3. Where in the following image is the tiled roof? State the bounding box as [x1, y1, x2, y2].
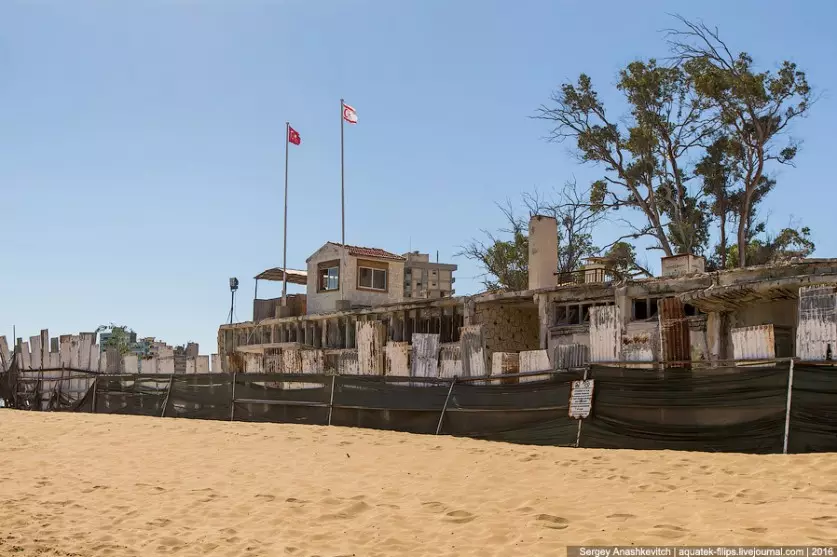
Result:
[328, 242, 406, 261]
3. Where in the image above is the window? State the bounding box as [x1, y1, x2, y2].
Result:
[632, 298, 660, 320]
[317, 261, 340, 292]
[358, 266, 387, 291]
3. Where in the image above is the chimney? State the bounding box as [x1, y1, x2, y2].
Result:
[660, 254, 706, 277]
[528, 215, 558, 291]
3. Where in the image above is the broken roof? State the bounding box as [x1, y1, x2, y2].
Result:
[326, 242, 406, 261]
[254, 268, 308, 285]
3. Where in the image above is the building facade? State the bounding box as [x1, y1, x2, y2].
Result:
[403, 252, 456, 299]
[305, 242, 406, 314]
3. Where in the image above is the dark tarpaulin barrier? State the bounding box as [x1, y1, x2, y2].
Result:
[232, 373, 331, 425]
[579, 364, 790, 453]
[164, 374, 232, 420]
[94, 375, 169, 416]
[788, 364, 837, 453]
[5, 362, 837, 454]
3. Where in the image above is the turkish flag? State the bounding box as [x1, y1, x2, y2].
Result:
[342, 103, 358, 124]
[288, 126, 301, 145]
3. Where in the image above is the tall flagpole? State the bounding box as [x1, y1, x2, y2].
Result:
[340, 99, 346, 300]
[282, 121, 289, 306]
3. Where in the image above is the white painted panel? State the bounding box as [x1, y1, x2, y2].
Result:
[732, 324, 776, 361]
[439, 343, 462, 379]
[338, 350, 359, 375]
[796, 286, 837, 360]
[211, 354, 223, 374]
[49, 352, 60, 369]
[123, 354, 139, 374]
[79, 334, 93, 371]
[459, 325, 487, 377]
[300, 350, 323, 373]
[385, 342, 410, 376]
[98, 351, 108, 373]
[60, 336, 72, 367]
[590, 305, 621, 362]
[185, 358, 196, 374]
[411, 333, 440, 378]
[356, 321, 385, 375]
[89, 345, 100, 373]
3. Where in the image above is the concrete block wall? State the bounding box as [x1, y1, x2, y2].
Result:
[472, 303, 540, 361]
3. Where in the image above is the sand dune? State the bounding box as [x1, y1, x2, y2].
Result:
[1, 411, 836, 556]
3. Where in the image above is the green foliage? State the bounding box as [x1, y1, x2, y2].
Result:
[725, 226, 815, 268]
[99, 324, 136, 356]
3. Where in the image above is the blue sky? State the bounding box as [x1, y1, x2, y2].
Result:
[2, 0, 835, 353]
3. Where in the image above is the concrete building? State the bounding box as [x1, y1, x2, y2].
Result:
[219, 215, 837, 375]
[402, 252, 457, 299]
[305, 242, 406, 314]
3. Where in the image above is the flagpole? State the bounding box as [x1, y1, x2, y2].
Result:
[282, 121, 289, 306]
[340, 98, 346, 301]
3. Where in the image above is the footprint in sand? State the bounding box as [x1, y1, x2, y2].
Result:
[536, 514, 570, 529]
[422, 501, 448, 513]
[255, 494, 276, 502]
[444, 510, 476, 524]
[746, 527, 768, 533]
[652, 524, 687, 539]
[607, 513, 636, 522]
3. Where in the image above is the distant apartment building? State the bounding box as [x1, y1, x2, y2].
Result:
[402, 251, 457, 299]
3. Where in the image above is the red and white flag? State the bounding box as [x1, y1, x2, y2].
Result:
[342, 102, 358, 124]
[288, 125, 301, 145]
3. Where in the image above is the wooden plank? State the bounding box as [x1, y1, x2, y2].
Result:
[185, 358, 196, 374]
[123, 354, 139, 374]
[356, 321, 385, 375]
[141, 356, 156, 374]
[0, 336, 10, 371]
[658, 298, 690, 365]
[69, 335, 80, 369]
[385, 342, 410, 376]
[89, 344, 100, 373]
[732, 324, 776, 362]
[60, 335, 72, 367]
[158, 357, 175, 375]
[411, 333, 440, 377]
[98, 351, 108, 373]
[29, 336, 42, 370]
[459, 325, 487, 377]
[49, 352, 60, 369]
[79, 333, 95, 371]
[554, 343, 589, 369]
[20, 341, 31, 370]
[40, 329, 49, 370]
[196, 355, 210, 373]
[438, 343, 462, 379]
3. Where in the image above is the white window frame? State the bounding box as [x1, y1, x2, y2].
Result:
[358, 266, 387, 291]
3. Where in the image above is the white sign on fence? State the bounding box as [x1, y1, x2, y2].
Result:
[569, 379, 594, 419]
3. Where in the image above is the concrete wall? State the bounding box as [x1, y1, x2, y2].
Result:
[306, 244, 405, 313]
[528, 215, 558, 290]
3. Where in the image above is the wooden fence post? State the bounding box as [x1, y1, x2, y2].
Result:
[783, 359, 795, 455]
[91, 376, 98, 414]
[160, 375, 175, 418]
[436, 377, 457, 435]
[327, 375, 336, 426]
[230, 372, 237, 421]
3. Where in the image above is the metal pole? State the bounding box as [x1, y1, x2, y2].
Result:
[327, 374, 336, 425]
[230, 372, 237, 421]
[340, 98, 345, 301]
[436, 376, 457, 435]
[783, 359, 795, 455]
[282, 121, 290, 306]
[91, 376, 98, 413]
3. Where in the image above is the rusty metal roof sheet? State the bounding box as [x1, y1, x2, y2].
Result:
[254, 268, 308, 284]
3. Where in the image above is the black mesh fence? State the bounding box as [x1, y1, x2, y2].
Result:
[2, 360, 837, 453]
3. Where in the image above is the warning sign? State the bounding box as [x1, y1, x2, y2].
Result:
[569, 379, 594, 419]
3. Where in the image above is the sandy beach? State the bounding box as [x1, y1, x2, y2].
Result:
[1, 411, 836, 556]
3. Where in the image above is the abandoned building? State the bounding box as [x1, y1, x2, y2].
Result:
[218, 216, 837, 376]
[403, 251, 457, 299]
